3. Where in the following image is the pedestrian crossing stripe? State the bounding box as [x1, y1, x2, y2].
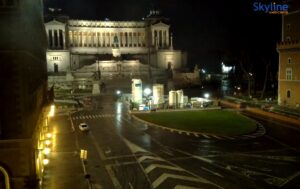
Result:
[72, 114, 115, 120]
[201, 134, 210, 139]
[212, 135, 223, 140]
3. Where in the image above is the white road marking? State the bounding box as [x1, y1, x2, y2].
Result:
[145, 164, 184, 174]
[138, 156, 164, 163]
[201, 167, 224, 178]
[160, 149, 174, 156]
[194, 133, 199, 137]
[202, 134, 210, 139]
[243, 135, 257, 138]
[174, 185, 202, 189]
[89, 132, 106, 160]
[105, 165, 122, 189]
[128, 182, 134, 189]
[212, 135, 223, 140]
[280, 171, 300, 187]
[152, 173, 217, 189]
[238, 153, 300, 162]
[266, 135, 300, 153]
[123, 138, 148, 154]
[192, 155, 214, 164]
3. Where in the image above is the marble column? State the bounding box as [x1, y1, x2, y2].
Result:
[118, 32, 121, 47]
[63, 31, 66, 49]
[133, 32, 135, 47]
[130, 32, 133, 47]
[80, 32, 83, 47]
[57, 30, 61, 48]
[120, 33, 123, 47]
[166, 30, 169, 47]
[163, 30, 166, 48]
[107, 33, 110, 47]
[125, 32, 128, 46]
[74, 32, 77, 46]
[91, 32, 94, 46]
[95, 32, 98, 47]
[51, 30, 55, 48]
[152, 30, 155, 46]
[159, 30, 162, 48]
[102, 33, 105, 47]
[90, 32, 93, 46]
[69, 31, 72, 47]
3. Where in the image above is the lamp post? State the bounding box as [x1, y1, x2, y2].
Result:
[144, 88, 152, 110]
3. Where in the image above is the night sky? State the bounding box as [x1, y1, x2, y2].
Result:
[44, 0, 282, 74]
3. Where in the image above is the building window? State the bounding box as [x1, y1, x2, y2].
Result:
[287, 90, 291, 98]
[286, 68, 292, 80]
[50, 56, 62, 61]
[288, 57, 291, 64]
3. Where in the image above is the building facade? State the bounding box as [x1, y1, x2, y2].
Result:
[0, 0, 49, 188]
[44, 11, 187, 75]
[277, 1, 300, 107]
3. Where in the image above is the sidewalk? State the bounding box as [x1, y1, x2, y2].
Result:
[220, 96, 300, 126]
[41, 115, 88, 189]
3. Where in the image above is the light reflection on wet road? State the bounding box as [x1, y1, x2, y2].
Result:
[71, 96, 300, 189]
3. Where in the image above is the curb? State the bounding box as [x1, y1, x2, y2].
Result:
[130, 113, 265, 141]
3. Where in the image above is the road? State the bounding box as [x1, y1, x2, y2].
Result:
[51, 94, 300, 189]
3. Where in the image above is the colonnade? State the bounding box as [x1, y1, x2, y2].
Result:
[152, 29, 169, 48]
[69, 31, 146, 48]
[46, 29, 66, 49]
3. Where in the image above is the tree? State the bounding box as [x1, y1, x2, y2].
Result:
[238, 53, 253, 98]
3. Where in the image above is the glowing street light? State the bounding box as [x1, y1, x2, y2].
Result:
[204, 93, 210, 99]
[116, 90, 121, 95]
[43, 148, 51, 155]
[44, 140, 51, 146]
[144, 88, 152, 96]
[46, 133, 52, 138]
[43, 159, 49, 165]
[49, 104, 55, 117]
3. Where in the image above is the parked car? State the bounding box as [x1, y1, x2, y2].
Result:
[78, 123, 89, 131]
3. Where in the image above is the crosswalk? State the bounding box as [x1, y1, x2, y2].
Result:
[123, 138, 223, 189]
[72, 114, 115, 120]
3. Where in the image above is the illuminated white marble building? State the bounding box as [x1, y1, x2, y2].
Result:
[44, 11, 187, 75]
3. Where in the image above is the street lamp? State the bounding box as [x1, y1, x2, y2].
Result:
[204, 93, 210, 99]
[144, 88, 152, 110]
[144, 88, 152, 96]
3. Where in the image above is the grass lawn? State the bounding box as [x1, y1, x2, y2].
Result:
[134, 110, 257, 136]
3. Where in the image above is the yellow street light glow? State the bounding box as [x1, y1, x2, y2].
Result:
[49, 104, 55, 117]
[44, 140, 51, 146]
[43, 148, 51, 155]
[43, 159, 49, 165]
[46, 133, 52, 138]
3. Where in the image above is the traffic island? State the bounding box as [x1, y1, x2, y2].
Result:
[133, 110, 258, 136]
